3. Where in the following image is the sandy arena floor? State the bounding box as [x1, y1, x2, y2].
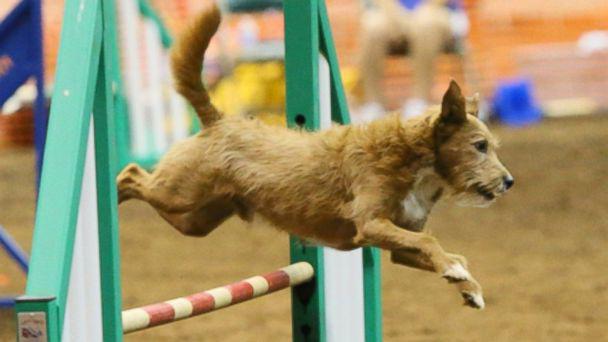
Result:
[1, 115, 607, 341]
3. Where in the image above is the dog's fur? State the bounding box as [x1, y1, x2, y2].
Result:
[117, 5, 513, 309]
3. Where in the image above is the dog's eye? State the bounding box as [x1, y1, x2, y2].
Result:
[473, 140, 488, 153]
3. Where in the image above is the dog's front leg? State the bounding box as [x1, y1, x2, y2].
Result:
[354, 218, 484, 308]
[391, 250, 484, 309]
[391, 250, 472, 278]
[390, 249, 434, 272]
[391, 250, 469, 271]
[355, 218, 466, 280]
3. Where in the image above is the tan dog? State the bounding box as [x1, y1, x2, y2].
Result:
[117, 5, 513, 309]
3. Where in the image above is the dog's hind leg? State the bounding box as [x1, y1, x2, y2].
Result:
[391, 250, 483, 309]
[117, 163, 148, 204]
[117, 163, 200, 213]
[155, 198, 236, 237]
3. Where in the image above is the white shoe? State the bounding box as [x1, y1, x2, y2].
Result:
[401, 98, 428, 119]
[354, 102, 384, 123]
[449, 10, 470, 39]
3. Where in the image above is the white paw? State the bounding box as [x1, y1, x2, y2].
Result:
[442, 263, 471, 282]
[462, 291, 485, 309]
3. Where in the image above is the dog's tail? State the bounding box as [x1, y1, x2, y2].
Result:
[170, 4, 222, 127]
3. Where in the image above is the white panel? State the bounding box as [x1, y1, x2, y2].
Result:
[118, 0, 148, 158]
[319, 55, 366, 342]
[143, 20, 168, 154]
[164, 52, 189, 144]
[318, 56, 332, 130]
[324, 248, 366, 342]
[62, 121, 103, 341]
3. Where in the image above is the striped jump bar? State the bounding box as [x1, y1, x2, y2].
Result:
[122, 262, 314, 334]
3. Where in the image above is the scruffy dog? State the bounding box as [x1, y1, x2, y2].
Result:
[118, 5, 513, 309]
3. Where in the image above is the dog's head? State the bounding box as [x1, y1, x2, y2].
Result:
[432, 81, 513, 207]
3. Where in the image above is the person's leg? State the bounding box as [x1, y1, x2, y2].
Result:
[405, 3, 451, 117]
[358, 10, 393, 111]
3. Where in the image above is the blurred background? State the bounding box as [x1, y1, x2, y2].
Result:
[1, 0, 607, 341]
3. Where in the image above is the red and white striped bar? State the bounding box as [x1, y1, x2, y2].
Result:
[122, 262, 314, 334]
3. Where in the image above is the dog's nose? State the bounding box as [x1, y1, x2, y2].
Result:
[503, 176, 514, 190]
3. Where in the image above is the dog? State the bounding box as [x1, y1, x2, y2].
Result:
[117, 5, 513, 310]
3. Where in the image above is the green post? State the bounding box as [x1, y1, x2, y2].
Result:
[363, 247, 383, 341]
[284, 1, 325, 341]
[15, 0, 103, 331]
[138, 0, 173, 48]
[94, 1, 124, 340]
[285, 0, 382, 340]
[15, 0, 123, 340]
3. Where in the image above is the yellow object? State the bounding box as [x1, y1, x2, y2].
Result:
[210, 61, 286, 123]
[209, 63, 360, 126]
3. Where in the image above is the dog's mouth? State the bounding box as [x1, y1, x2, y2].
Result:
[453, 183, 497, 207]
[455, 181, 503, 207]
[475, 177, 513, 200]
[475, 184, 496, 201]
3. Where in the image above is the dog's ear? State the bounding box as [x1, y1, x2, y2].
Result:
[440, 80, 467, 124]
[465, 92, 480, 117]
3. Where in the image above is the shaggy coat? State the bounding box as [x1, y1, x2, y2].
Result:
[118, 5, 513, 309]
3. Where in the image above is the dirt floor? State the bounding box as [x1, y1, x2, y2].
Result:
[1, 115, 607, 341]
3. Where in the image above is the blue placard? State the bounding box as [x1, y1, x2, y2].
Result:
[0, 0, 40, 106]
[0, 0, 47, 181]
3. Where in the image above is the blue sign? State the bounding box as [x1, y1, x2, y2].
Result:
[0, 0, 46, 179]
[0, 0, 42, 106]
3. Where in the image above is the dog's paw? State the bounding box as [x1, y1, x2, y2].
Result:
[461, 291, 485, 309]
[442, 263, 471, 282]
[446, 253, 468, 269]
[455, 276, 484, 309]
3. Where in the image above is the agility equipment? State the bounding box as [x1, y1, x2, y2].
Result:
[0, 225, 29, 308]
[284, 1, 381, 341]
[115, 0, 191, 169]
[0, 0, 46, 178]
[122, 262, 314, 334]
[0, 0, 39, 309]
[15, 0, 382, 341]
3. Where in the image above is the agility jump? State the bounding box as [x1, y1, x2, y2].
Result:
[122, 262, 313, 334]
[15, 0, 381, 341]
